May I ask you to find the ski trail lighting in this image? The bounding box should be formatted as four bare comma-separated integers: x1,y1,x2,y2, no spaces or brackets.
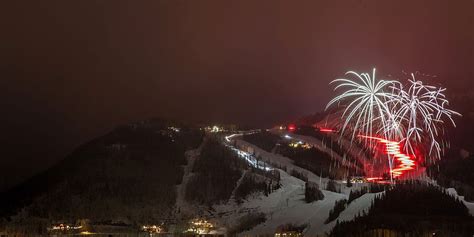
359,135,415,178
319,128,336,133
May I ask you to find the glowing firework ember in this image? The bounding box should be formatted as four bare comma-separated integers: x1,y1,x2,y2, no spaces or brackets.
326,68,460,179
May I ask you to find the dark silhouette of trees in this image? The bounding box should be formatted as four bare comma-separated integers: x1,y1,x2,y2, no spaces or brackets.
228,212,266,236
305,181,324,203
346,177,353,187
295,126,364,171
368,183,388,193
280,144,350,179
429,150,474,201
185,138,247,205
290,169,308,182
348,187,368,204
0,119,205,231
330,181,473,237
326,179,338,192
325,199,348,224
234,172,280,203
242,131,281,152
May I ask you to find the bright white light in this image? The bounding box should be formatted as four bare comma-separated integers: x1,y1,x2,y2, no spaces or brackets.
225,143,273,171
225,133,241,142
387,73,461,159
326,68,397,141
326,69,461,177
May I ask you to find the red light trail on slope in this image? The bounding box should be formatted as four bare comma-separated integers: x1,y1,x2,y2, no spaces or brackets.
358,135,416,178
315,127,416,179
319,128,336,133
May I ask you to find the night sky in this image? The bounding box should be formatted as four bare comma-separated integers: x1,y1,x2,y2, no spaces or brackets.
1,0,473,189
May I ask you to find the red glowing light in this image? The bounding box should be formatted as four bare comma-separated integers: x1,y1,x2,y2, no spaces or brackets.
358,135,416,178
366,177,383,181
288,124,296,132
365,177,392,184
319,128,336,133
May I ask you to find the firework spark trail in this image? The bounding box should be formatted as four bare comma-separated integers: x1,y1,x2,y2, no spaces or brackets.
388,73,461,160
326,69,460,180
326,68,399,177
326,68,398,142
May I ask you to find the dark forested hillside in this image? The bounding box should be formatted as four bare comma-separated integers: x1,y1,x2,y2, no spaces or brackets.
331,182,473,237
295,126,364,171
0,119,203,230
185,137,281,207
242,131,281,152
185,138,248,205
279,144,352,180
429,149,474,201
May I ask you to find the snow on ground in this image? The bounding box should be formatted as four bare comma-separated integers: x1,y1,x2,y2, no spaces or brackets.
446,188,474,216
317,192,384,234
229,170,249,202
213,170,344,236
213,169,380,236
219,134,384,236
337,192,381,222
175,140,206,217
232,136,369,195
269,129,361,172
233,138,330,188
218,132,474,236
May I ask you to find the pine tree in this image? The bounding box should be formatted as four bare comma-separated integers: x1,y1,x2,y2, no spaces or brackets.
346,176,353,187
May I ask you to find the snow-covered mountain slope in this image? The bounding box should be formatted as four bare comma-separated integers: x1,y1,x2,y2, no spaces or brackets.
216,132,474,236
269,129,363,172
233,138,330,188
211,136,380,236
446,188,474,216
212,169,381,236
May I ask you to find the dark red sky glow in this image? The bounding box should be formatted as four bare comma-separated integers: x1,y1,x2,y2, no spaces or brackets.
0,0,472,188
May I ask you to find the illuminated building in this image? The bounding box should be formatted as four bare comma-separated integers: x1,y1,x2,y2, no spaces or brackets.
168,126,181,132
274,231,302,237
288,141,312,149
142,224,164,234
186,219,214,235
47,223,83,233
205,125,225,133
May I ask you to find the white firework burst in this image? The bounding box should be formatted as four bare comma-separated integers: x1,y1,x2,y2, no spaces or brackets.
388,73,461,159
326,68,397,141
326,69,461,180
